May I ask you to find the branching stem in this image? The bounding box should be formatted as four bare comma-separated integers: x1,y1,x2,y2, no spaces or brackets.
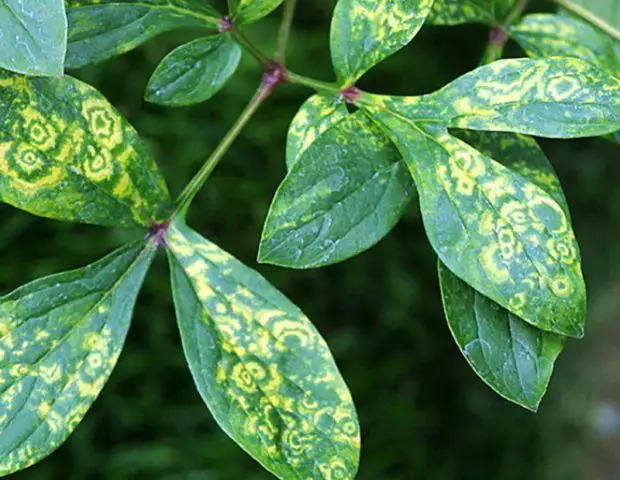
276,0,298,63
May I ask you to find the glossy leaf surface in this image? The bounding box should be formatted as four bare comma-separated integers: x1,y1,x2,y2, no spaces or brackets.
439,261,565,411
146,35,241,107
374,58,620,138
0,242,155,476
168,220,360,479
510,14,620,74
427,0,515,26
286,94,348,169
0,70,172,227
0,0,67,76
65,0,220,68
368,111,586,337
228,0,284,24
559,0,620,57
330,0,434,84
261,113,413,269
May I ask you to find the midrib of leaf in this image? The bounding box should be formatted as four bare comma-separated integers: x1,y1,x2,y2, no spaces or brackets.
507,315,532,403
3,1,39,47
170,252,339,479
0,244,153,393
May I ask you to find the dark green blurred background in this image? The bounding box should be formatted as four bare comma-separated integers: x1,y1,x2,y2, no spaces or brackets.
4,1,620,478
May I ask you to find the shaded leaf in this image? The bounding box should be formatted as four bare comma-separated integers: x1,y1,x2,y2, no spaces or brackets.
261,112,413,269
167,219,360,480
286,94,348,169
0,241,155,476
0,70,172,227
330,0,434,84
368,58,620,138
510,14,620,74
367,110,586,337
228,0,284,24
438,261,565,411
0,0,67,76
427,0,515,26
145,35,241,107
65,1,220,69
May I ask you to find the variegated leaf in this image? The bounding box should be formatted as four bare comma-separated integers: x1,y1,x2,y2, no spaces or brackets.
167,219,360,480
0,242,155,476
0,70,172,227
228,0,284,24
427,0,515,26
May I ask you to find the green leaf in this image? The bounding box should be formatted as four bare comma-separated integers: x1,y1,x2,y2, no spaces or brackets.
427,0,515,26
286,94,348,169
228,0,284,24
260,113,413,269
65,1,220,69
510,14,620,74
167,219,360,479
330,0,434,84
0,70,172,227
367,110,586,337
145,35,241,107
0,241,155,476
438,261,565,412
0,0,67,76
372,58,620,138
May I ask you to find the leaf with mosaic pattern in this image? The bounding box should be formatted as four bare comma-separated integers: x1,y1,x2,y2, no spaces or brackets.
510,14,620,74
0,241,155,477
0,0,67,77
370,58,620,138
65,0,220,69
286,94,349,169
330,0,434,84
261,112,414,269
438,261,565,411
145,35,241,107
0,70,172,227
167,219,360,480
427,0,515,26
228,0,284,24
366,110,586,338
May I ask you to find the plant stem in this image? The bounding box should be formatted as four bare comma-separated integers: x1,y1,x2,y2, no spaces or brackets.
286,71,342,95
276,0,298,63
173,84,271,219
503,0,529,26
233,30,271,66
553,0,620,41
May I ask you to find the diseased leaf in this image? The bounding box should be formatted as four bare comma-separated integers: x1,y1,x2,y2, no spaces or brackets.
367,110,586,337
167,219,360,480
261,112,413,269
145,35,241,107
438,261,565,412
0,241,155,476
427,0,515,26
0,70,172,227
510,14,620,74
65,1,220,69
330,0,434,84
228,0,284,24
286,94,349,169
0,0,67,76
367,58,620,138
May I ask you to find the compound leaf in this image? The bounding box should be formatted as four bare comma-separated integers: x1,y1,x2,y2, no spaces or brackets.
0,70,172,227
438,261,565,411
427,0,515,26
65,0,220,68
167,219,360,480
368,111,586,337
228,0,284,24
146,35,241,107
0,241,155,476
0,0,67,76
286,94,348,169
510,14,620,74
330,0,434,84
261,112,413,269
380,58,620,138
